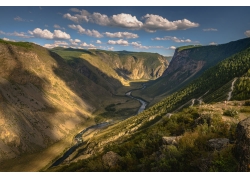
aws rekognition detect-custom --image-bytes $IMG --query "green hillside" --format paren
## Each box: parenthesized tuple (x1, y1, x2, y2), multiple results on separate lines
(49, 43, 250, 172)
(140, 38, 250, 103)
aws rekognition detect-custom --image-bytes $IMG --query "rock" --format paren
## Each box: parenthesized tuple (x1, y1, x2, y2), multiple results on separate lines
(102, 151, 121, 169)
(162, 136, 182, 145)
(235, 117, 250, 172)
(207, 138, 229, 150)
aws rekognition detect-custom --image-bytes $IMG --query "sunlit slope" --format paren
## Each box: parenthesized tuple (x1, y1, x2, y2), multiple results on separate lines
(72, 44, 250, 160)
(0, 40, 116, 162)
(51, 48, 169, 93)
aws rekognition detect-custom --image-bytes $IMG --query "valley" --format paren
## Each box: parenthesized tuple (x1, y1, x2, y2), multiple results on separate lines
(1, 37, 250, 172)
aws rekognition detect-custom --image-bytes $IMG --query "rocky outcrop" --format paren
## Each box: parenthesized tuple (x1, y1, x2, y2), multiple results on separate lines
(207, 138, 229, 150)
(235, 117, 250, 172)
(102, 151, 122, 169)
(162, 136, 182, 145)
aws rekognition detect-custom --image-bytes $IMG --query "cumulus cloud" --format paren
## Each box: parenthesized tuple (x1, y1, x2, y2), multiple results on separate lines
(3, 37, 16, 42)
(29, 28, 70, 39)
(96, 40, 102, 44)
(68, 24, 103, 38)
(54, 24, 65, 30)
(104, 32, 139, 39)
(203, 28, 218, 31)
(131, 42, 149, 49)
(152, 36, 192, 43)
(43, 41, 69, 49)
(63, 13, 79, 23)
(244, 30, 250, 37)
(169, 46, 176, 50)
(107, 39, 129, 46)
(142, 14, 199, 32)
(64, 9, 199, 32)
(69, 39, 81, 45)
(111, 13, 143, 29)
(70, 8, 81, 13)
(80, 42, 96, 49)
(0, 30, 32, 38)
(209, 42, 218, 45)
(131, 42, 166, 50)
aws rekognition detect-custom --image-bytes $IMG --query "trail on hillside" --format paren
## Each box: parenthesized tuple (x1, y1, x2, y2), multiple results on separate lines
(227, 78, 237, 101)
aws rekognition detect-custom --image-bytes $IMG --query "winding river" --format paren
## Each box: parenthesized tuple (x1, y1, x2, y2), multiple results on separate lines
(50, 84, 147, 167)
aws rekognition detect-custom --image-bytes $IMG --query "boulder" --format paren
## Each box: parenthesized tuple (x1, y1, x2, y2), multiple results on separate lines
(102, 151, 121, 169)
(235, 117, 250, 172)
(162, 136, 182, 145)
(207, 138, 229, 150)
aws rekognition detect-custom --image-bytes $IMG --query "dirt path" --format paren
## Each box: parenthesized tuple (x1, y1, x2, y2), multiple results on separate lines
(227, 78, 237, 101)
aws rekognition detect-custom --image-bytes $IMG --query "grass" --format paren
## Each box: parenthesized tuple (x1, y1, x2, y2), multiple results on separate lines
(0, 39, 32, 48)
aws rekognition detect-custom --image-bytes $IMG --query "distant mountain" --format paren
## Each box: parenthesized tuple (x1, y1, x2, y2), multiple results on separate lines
(51, 48, 169, 92)
(141, 38, 250, 102)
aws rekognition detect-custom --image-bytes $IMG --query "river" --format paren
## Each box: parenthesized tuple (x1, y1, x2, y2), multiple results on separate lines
(50, 84, 147, 167)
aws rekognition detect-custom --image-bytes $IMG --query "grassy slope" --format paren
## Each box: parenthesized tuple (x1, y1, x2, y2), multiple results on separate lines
(0, 41, 139, 171)
(140, 38, 250, 104)
(50, 44, 250, 171)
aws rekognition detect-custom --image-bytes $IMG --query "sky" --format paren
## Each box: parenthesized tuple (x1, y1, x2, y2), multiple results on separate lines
(1, 5, 250, 56)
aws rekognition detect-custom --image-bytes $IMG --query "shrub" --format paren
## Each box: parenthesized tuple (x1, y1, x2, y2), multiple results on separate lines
(223, 108, 239, 118)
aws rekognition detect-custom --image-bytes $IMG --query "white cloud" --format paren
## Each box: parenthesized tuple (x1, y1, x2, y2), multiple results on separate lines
(209, 42, 218, 45)
(53, 30, 71, 39)
(68, 24, 103, 38)
(107, 39, 129, 46)
(69, 39, 81, 45)
(203, 28, 218, 31)
(64, 9, 199, 32)
(104, 32, 139, 39)
(169, 46, 176, 50)
(111, 13, 143, 29)
(54, 24, 65, 30)
(54, 41, 69, 46)
(29, 28, 70, 40)
(143, 14, 199, 32)
(43, 41, 69, 49)
(96, 40, 102, 44)
(70, 8, 81, 13)
(1, 31, 32, 38)
(131, 42, 149, 49)
(80, 42, 96, 49)
(14, 16, 24, 21)
(3, 37, 16, 42)
(14, 16, 32, 22)
(108, 47, 114, 51)
(244, 30, 250, 37)
(63, 13, 79, 23)
(152, 36, 192, 43)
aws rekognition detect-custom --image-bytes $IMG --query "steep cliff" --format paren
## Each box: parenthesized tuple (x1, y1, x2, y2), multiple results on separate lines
(141, 38, 250, 100)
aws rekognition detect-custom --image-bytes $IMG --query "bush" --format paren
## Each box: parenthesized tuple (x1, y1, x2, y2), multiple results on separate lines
(223, 108, 239, 118)
(244, 100, 250, 106)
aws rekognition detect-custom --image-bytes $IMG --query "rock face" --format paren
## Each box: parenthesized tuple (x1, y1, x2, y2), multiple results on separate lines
(207, 138, 229, 150)
(235, 117, 250, 172)
(162, 136, 182, 145)
(102, 151, 121, 169)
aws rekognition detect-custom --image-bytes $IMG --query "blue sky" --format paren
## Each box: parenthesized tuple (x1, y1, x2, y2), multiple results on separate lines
(1, 6, 250, 56)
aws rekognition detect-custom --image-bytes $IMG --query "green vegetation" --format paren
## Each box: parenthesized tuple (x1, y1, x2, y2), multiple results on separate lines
(0, 39, 32, 48)
(232, 70, 250, 100)
(223, 108, 239, 118)
(142, 38, 250, 99)
(53, 107, 238, 172)
(177, 45, 202, 52)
